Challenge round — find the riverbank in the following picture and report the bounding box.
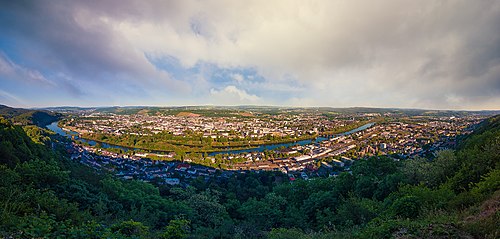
[47,121,375,155]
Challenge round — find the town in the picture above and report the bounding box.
[53,108,486,186]
[59,109,373,146]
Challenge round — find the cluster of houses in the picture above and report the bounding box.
[64,142,236,186]
[221,116,481,177]
[58,114,484,185]
[343,117,481,158]
[227,138,357,178]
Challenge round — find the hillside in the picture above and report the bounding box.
[0,115,498,238]
[0,105,61,127]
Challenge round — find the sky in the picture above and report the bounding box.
[0,0,499,110]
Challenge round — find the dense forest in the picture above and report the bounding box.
[0,114,498,238]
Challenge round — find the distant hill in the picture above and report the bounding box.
[0,104,61,126]
[40,105,500,117]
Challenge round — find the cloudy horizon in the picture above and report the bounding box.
[0,0,499,110]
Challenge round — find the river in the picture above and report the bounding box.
[46,121,137,151]
[46,121,375,155]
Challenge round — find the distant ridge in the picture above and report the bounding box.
[38,105,500,116]
[0,105,61,127]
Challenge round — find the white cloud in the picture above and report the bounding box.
[285,97,317,107]
[230,73,244,83]
[0,55,14,75]
[209,85,261,105]
[100,0,500,109]
[0,89,25,106]
[0,53,56,87]
[2,1,500,109]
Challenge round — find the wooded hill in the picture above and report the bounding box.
[0,105,61,127]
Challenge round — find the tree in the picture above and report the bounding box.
[239,198,274,230]
[187,191,229,228]
[390,195,420,219]
[334,197,382,227]
[162,219,190,239]
[403,150,458,188]
[268,228,310,239]
[355,176,377,199]
[111,220,149,238]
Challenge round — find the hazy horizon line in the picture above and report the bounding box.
[8,104,497,112]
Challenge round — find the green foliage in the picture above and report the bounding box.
[16,159,69,188]
[162,219,191,239]
[445,116,500,192]
[238,196,281,230]
[268,228,310,239]
[460,191,500,239]
[0,119,48,167]
[187,190,229,229]
[111,220,149,238]
[403,150,458,187]
[392,184,455,211]
[470,168,500,198]
[390,196,421,219]
[334,197,383,227]
[268,227,351,239]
